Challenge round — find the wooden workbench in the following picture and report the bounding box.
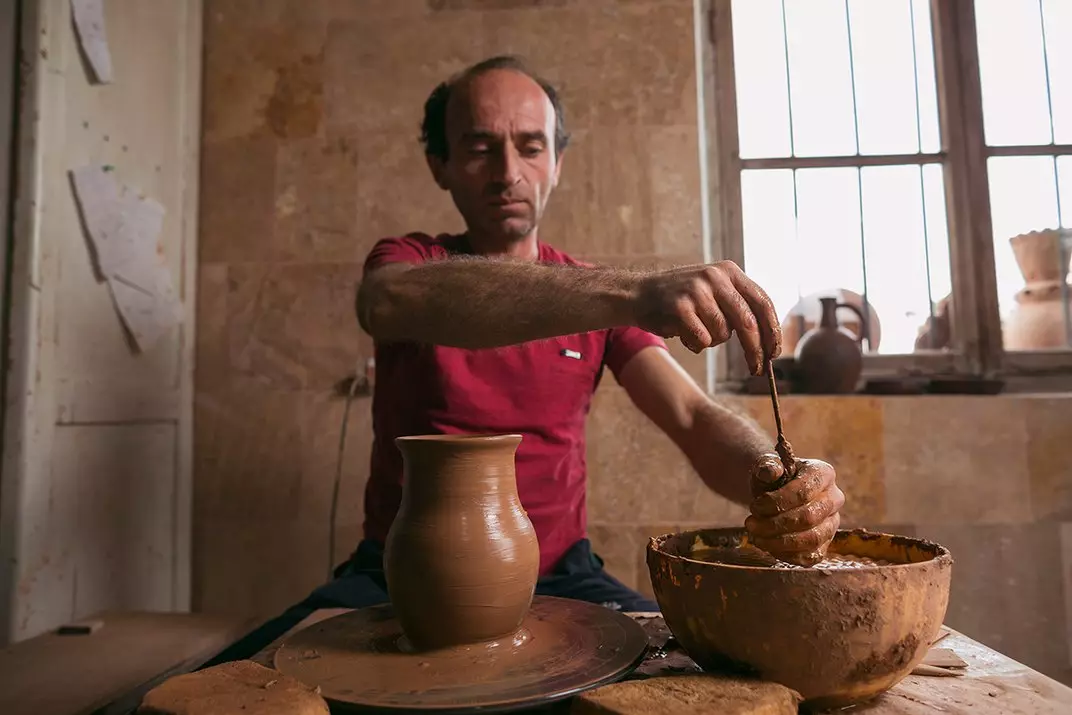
[0,611,256,715]
[252,608,1072,714]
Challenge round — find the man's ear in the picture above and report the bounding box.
[425,153,449,191]
[551,149,565,189]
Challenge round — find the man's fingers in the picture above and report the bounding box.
[677,309,712,354]
[749,459,834,517]
[744,486,844,537]
[702,266,764,374]
[719,291,764,375]
[748,512,840,556]
[728,265,782,362]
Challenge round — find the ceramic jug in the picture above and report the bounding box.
[1004,229,1072,349]
[385,434,540,650]
[794,297,867,394]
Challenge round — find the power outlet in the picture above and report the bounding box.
[334,357,375,398]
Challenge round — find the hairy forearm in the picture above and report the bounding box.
[357,257,640,348]
[680,399,774,506]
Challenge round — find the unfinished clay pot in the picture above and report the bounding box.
[647,528,953,709]
[385,434,539,650]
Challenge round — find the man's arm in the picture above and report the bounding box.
[357,255,782,374]
[357,257,636,349]
[616,346,772,506]
[617,346,846,565]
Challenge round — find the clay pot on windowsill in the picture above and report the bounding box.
[792,297,869,394]
[781,289,881,355]
[1010,228,1071,286]
[1005,282,1072,350]
[1004,229,1072,350]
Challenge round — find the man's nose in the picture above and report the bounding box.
[492,145,522,186]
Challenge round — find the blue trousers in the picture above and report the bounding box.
[201,538,657,667]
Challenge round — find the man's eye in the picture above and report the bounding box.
[522,145,544,157]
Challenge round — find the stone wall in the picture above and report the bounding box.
[195,0,1072,687]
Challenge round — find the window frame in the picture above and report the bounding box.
[702,0,1072,391]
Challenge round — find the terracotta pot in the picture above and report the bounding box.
[385,434,539,650]
[1009,229,1071,286]
[1004,283,1072,350]
[781,289,881,354]
[1004,229,1072,350]
[647,528,953,710]
[793,297,866,394]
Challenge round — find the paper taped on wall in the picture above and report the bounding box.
[70,164,183,351]
[70,0,113,84]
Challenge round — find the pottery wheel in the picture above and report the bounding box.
[272,595,649,713]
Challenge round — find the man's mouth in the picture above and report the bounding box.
[489,198,529,214]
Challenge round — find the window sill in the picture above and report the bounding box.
[725,356,1072,396]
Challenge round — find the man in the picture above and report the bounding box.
[207,56,843,664]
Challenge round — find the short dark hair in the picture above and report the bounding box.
[419,55,571,161]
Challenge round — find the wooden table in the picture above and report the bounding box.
[0,611,256,715]
[252,609,1072,714]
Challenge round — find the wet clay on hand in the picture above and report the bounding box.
[746,360,839,567]
[747,455,841,567]
[386,434,540,650]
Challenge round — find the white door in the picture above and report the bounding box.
[0,0,202,643]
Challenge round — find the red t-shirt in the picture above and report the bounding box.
[361,233,667,575]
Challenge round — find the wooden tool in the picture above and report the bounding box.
[765,358,797,484]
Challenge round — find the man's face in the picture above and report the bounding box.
[429,69,563,243]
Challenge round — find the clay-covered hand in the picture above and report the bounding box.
[634,261,781,374]
[744,454,844,566]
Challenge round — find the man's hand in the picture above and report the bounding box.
[744,454,844,566]
[634,261,781,375]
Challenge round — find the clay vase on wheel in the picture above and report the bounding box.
[385,434,540,650]
[794,297,867,394]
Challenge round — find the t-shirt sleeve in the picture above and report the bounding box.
[604,326,668,380]
[362,236,429,276]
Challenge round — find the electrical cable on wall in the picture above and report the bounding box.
[328,359,371,580]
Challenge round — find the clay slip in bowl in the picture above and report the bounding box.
[646,527,953,710]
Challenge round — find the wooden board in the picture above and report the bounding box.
[0,611,254,715]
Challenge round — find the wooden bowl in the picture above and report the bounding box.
[646,528,953,709]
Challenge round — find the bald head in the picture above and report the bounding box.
[420,56,570,161]
[420,57,570,250]
[445,69,557,166]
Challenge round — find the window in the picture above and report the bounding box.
[704,0,1072,390]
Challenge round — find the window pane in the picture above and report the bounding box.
[732,0,793,159]
[741,167,865,323]
[848,0,924,155]
[784,0,857,156]
[795,168,866,295]
[975,0,1053,146]
[742,165,952,356]
[1044,0,1072,143]
[987,156,1064,349]
[741,170,799,320]
[860,165,951,354]
[912,0,942,153]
